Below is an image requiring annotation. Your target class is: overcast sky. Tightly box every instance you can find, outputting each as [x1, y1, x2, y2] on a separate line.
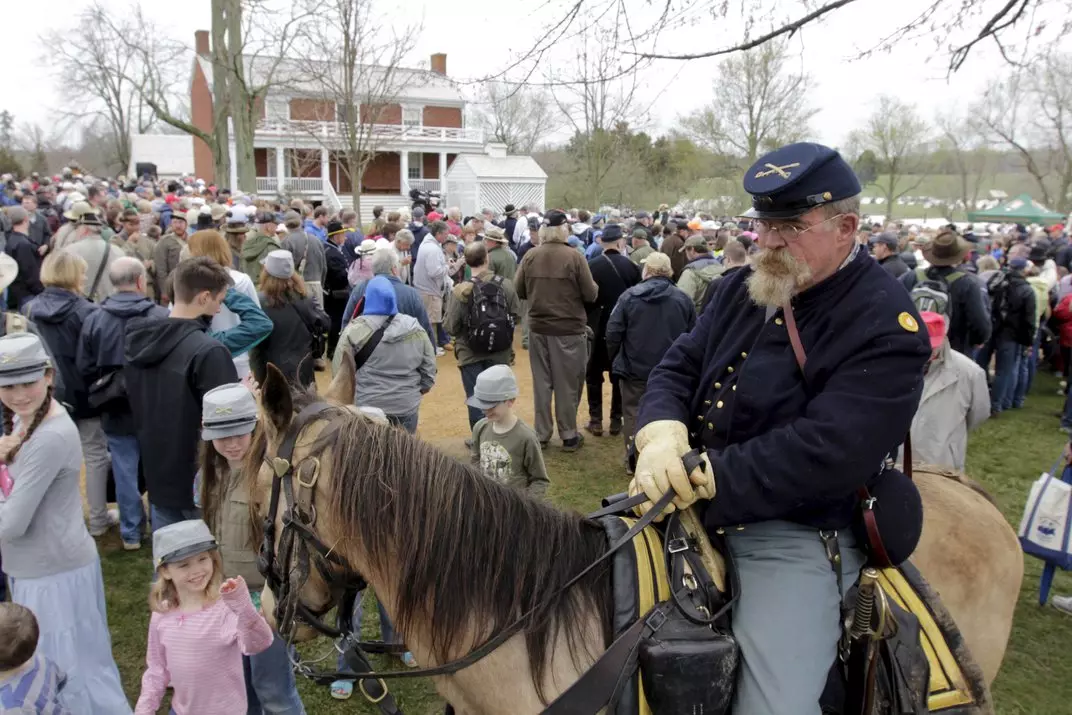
[3, 0, 1066, 150]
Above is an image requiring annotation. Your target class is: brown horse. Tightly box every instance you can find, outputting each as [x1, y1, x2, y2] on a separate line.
[249, 358, 1022, 714]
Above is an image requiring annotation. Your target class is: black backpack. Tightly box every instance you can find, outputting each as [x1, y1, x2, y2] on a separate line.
[467, 275, 514, 353]
[986, 271, 1010, 327]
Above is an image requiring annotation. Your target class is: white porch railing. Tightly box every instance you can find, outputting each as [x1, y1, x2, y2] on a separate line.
[255, 119, 485, 144]
[255, 177, 324, 195]
[406, 179, 441, 193]
[323, 179, 342, 212]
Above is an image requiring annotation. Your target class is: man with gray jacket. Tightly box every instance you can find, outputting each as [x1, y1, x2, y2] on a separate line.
[281, 211, 326, 309]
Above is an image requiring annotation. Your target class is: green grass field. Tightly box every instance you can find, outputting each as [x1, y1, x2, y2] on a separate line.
[858, 172, 1065, 223]
[97, 374, 1072, 714]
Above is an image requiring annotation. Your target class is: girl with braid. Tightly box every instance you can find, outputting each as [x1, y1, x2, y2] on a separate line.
[0, 333, 131, 714]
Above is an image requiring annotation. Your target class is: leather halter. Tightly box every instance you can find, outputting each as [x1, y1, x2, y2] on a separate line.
[255, 399, 685, 713]
[257, 401, 364, 639]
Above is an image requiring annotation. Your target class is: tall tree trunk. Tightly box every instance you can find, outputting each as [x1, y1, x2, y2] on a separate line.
[211, 0, 232, 187]
[226, 0, 256, 192]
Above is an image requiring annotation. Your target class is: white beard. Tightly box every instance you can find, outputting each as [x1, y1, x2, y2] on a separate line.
[746, 249, 813, 307]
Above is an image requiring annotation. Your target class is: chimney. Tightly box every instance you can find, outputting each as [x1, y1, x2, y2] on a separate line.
[430, 53, 447, 76]
[195, 30, 211, 58]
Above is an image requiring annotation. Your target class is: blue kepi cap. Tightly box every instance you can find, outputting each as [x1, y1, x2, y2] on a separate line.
[741, 142, 861, 220]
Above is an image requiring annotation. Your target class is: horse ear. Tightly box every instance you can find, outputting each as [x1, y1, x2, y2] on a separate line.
[261, 363, 293, 436]
[323, 350, 355, 405]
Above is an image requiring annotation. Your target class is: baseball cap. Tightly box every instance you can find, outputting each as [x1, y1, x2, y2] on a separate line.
[920, 311, 946, 350]
[680, 235, 709, 252]
[870, 232, 899, 249]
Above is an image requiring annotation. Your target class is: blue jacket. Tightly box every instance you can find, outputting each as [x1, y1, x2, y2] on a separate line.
[23, 287, 99, 419]
[342, 228, 365, 264]
[606, 277, 695, 382]
[304, 218, 327, 242]
[343, 275, 432, 344]
[77, 291, 168, 434]
[638, 249, 930, 531]
[208, 290, 273, 357]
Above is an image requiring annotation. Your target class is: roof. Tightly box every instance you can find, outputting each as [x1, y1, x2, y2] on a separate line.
[966, 193, 1065, 223]
[445, 154, 548, 181]
[195, 54, 464, 105]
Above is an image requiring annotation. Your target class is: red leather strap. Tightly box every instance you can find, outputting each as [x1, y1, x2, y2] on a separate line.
[782, 303, 807, 369]
[857, 488, 892, 567]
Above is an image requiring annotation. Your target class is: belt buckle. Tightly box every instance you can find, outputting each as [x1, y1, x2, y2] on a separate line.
[667, 537, 693, 554]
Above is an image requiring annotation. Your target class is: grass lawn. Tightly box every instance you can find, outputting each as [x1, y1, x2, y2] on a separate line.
[96, 361, 1072, 713]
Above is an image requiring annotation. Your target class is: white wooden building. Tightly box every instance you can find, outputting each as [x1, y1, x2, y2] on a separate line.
[443, 151, 547, 217]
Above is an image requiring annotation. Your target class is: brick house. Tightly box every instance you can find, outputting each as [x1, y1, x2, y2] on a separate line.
[187, 30, 486, 217]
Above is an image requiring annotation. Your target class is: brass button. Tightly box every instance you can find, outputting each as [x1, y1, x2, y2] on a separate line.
[736, 525, 745, 531]
[716, 401, 724, 408]
[704, 400, 712, 405]
[697, 414, 703, 420]
[707, 422, 714, 429]
[732, 385, 737, 392]
[716, 528, 725, 535]
[727, 366, 734, 373]
[714, 382, 721, 389]
[741, 351, 748, 358]
[775, 317, 784, 326]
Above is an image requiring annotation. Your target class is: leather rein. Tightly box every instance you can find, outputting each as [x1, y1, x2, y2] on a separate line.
[255, 399, 683, 713]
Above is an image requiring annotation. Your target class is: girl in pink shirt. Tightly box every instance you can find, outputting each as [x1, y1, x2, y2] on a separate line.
[134, 519, 273, 715]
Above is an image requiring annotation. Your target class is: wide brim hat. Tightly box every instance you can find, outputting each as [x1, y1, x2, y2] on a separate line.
[0, 333, 52, 386]
[484, 226, 508, 242]
[223, 222, 249, 234]
[921, 231, 969, 267]
[153, 519, 218, 568]
[210, 204, 230, 222]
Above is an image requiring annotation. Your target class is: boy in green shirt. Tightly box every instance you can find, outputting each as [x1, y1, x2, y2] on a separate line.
[468, 365, 550, 497]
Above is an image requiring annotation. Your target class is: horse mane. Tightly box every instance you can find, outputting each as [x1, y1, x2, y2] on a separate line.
[256, 389, 612, 700]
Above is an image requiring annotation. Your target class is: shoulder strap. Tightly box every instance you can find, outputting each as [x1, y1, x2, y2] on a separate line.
[600, 253, 624, 284]
[88, 241, 109, 302]
[351, 315, 394, 370]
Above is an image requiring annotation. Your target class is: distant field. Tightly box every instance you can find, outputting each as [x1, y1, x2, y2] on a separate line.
[859, 172, 1062, 221]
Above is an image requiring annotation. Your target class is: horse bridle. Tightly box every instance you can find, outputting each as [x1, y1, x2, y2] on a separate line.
[256, 401, 366, 641]
[254, 399, 698, 715]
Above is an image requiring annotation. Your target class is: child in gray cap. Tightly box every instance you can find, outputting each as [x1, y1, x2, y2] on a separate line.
[468, 364, 549, 497]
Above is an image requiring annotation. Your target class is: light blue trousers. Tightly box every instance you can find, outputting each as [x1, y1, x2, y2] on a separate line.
[724, 520, 866, 715]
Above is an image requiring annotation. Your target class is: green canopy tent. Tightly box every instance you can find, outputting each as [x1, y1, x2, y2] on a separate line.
[967, 193, 1066, 224]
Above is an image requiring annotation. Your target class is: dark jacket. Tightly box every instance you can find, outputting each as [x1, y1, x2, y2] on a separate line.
[901, 266, 991, 355]
[878, 253, 909, 279]
[77, 291, 168, 435]
[250, 295, 330, 389]
[995, 271, 1038, 346]
[639, 250, 930, 532]
[25, 212, 51, 253]
[125, 318, 238, 509]
[586, 249, 641, 339]
[606, 276, 695, 382]
[323, 241, 350, 328]
[408, 223, 429, 267]
[5, 232, 42, 309]
[23, 288, 98, 420]
[659, 233, 687, 281]
[343, 275, 432, 344]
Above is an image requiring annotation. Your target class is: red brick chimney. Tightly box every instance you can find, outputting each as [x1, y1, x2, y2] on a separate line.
[195, 30, 211, 58]
[430, 53, 447, 76]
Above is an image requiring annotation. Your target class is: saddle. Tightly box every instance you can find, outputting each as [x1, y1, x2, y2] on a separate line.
[594, 507, 988, 715]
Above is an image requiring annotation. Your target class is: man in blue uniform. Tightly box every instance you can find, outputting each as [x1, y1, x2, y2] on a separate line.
[629, 142, 931, 714]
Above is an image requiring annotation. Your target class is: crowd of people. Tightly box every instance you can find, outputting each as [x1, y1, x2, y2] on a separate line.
[0, 154, 1068, 714]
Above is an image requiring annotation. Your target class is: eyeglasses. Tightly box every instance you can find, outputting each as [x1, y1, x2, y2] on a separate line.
[754, 214, 845, 242]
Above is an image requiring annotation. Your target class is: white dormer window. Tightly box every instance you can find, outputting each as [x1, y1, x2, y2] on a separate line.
[402, 106, 422, 128]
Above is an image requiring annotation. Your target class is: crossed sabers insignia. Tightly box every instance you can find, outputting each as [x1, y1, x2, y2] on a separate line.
[754, 162, 800, 180]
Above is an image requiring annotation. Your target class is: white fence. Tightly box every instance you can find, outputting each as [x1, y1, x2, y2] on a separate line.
[255, 177, 325, 194]
[255, 120, 484, 144]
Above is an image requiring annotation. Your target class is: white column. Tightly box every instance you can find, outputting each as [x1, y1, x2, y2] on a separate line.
[400, 151, 410, 194]
[320, 148, 330, 195]
[227, 117, 238, 191]
[438, 152, 447, 194]
[274, 148, 285, 192]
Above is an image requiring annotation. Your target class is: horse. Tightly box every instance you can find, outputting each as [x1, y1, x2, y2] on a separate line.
[248, 357, 1023, 713]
